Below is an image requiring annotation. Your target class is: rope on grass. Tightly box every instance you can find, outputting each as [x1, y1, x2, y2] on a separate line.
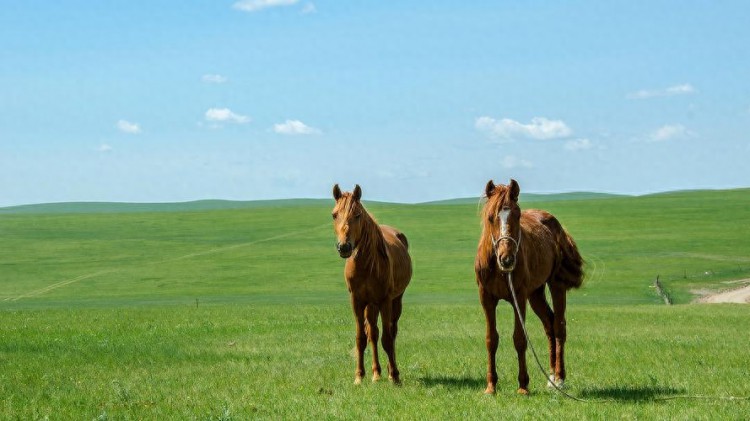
[505, 272, 749, 403]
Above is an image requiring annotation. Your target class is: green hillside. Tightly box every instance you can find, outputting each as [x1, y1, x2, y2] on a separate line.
[1, 189, 749, 419]
[0, 199, 331, 214]
[2, 188, 749, 308]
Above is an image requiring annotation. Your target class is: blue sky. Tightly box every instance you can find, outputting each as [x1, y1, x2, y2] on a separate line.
[1, 1, 749, 206]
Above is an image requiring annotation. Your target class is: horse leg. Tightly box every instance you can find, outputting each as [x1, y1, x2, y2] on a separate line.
[550, 284, 567, 387]
[379, 299, 400, 384]
[351, 298, 367, 385]
[528, 286, 556, 387]
[391, 293, 404, 341]
[365, 304, 382, 382]
[511, 295, 530, 395]
[480, 291, 499, 394]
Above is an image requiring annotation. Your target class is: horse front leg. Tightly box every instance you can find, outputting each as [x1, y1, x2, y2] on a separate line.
[351, 298, 367, 385]
[480, 291, 499, 394]
[365, 304, 382, 382]
[512, 296, 530, 395]
[379, 300, 400, 384]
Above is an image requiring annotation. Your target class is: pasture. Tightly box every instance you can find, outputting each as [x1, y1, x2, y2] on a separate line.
[1, 190, 749, 419]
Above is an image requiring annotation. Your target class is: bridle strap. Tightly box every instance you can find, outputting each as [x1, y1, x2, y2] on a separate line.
[490, 230, 522, 257]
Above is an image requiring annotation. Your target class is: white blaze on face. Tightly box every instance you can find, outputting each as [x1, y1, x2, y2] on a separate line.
[499, 208, 511, 237]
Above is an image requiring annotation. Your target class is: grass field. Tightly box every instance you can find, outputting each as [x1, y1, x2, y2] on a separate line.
[2, 190, 749, 419]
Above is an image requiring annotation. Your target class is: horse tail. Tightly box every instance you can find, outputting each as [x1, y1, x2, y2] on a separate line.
[557, 229, 584, 290]
[396, 232, 409, 250]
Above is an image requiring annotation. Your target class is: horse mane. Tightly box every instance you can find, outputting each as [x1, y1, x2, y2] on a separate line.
[349, 199, 389, 277]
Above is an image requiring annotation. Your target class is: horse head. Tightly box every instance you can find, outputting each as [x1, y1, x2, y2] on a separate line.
[332, 184, 365, 258]
[484, 179, 522, 272]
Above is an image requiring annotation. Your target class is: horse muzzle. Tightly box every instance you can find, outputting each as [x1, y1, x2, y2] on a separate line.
[497, 255, 516, 273]
[336, 241, 354, 258]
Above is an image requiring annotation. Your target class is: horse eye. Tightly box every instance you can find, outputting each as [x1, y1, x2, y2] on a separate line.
[332, 213, 337, 220]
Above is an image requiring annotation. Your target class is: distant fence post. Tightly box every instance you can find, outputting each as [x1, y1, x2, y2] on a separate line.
[654, 275, 672, 305]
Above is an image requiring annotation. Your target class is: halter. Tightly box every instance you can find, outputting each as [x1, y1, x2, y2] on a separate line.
[490, 229, 522, 269]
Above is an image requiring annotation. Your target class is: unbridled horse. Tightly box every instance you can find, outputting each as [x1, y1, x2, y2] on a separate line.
[475, 179, 584, 395]
[332, 184, 412, 385]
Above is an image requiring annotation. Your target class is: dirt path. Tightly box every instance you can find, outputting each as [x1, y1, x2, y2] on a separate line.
[694, 279, 750, 304]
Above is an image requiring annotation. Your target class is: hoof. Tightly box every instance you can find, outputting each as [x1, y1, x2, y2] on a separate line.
[354, 376, 363, 385]
[389, 375, 402, 385]
[547, 375, 564, 389]
[372, 373, 381, 383]
[517, 388, 529, 395]
[484, 386, 496, 395]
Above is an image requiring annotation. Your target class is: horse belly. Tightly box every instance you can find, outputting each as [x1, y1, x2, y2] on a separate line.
[346, 275, 390, 303]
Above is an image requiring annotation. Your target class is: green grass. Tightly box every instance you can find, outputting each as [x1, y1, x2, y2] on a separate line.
[2, 304, 748, 419]
[1, 189, 750, 419]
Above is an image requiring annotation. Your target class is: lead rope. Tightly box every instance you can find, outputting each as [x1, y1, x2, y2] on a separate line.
[505, 272, 750, 403]
[505, 272, 593, 402]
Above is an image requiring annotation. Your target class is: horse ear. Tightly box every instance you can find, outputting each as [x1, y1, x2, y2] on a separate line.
[509, 179, 520, 202]
[353, 184, 362, 201]
[333, 184, 342, 200]
[485, 180, 496, 198]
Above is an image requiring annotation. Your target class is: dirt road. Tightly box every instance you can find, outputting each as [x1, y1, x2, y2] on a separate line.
[694, 280, 750, 304]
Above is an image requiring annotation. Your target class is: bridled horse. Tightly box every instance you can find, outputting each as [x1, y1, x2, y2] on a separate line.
[332, 184, 412, 385]
[475, 179, 583, 395]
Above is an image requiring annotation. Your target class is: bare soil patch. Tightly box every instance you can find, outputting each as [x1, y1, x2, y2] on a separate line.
[693, 279, 750, 304]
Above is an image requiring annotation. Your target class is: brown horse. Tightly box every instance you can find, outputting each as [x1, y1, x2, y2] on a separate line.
[332, 184, 412, 385]
[475, 179, 583, 395]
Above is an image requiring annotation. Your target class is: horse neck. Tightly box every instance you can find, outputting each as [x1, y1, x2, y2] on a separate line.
[353, 212, 388, 275]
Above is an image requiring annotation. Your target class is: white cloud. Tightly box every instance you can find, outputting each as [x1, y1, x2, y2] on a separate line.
[202, 74, 228, 84]
[564, 138, 593, 151]
[273, 119, 321, 135]
[116, 120, 141, 134]
[476, 116, 572, 141]
[500, 155, 533, 169]
[97, 144, 113, 152]
[627, 84, 695, 100]
[233, 0, 298, 12]
[649, 124, 692, 142]
[205, 108, 250, 124]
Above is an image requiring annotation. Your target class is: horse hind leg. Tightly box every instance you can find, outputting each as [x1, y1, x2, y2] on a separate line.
[528, 286, 557, 387]
[380, 299, 401, 384]
[365, 304, 382, 382]
[549, 284, 568, 387]
[391, 294, 404, 341]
